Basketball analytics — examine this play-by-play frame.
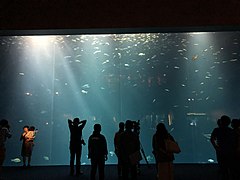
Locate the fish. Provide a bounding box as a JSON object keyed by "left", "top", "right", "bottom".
{"left": 25, "top": 92, "right": 32, "bottom": 96}
{"left": 118, "top": 52, "right": 122, "bottom": 59}
{"left": 93, "top": 50, "right": 101, "bottom": 54}
{"left": 64, "top": 56, "right": 71, "bottom": 59}
{"left": 151, "top": 55, "right": 157, "bottom": 59}
{"left": 81, "top": 90, "right": 88, "bottom": 94}
{"left": 174, "top": 66, "right": 180, "bottom": 69}
{"left": 208, "top": 159, "right": 214, "bottom": 163}
{"left": 210, "top": 66, "right": 215, "bottom": 69}
{"left": 202, "top": 133, "right": 211, "bottom": 140}
{"left": 138, "top": 53, "right": 145, "bottom": 56}
{"left": 43, "top": 156, "right": 49, "bottom": 161}
{"left": 109, "top": 151, "right": 115, "bottom": 157}
{"left": 82, "top": 84, "right": 90, "bottom": 89}
{"left": 11, "top": 158, "right": 21, "bottom": 163}
{"left": 230, "top": 59, "right": 238, "bottom": 62}
{"left": 192, "top": 55, "right": 198, "bottom": 61}
{"left": 102, "top": 60, "right": 109, "bottom": 64}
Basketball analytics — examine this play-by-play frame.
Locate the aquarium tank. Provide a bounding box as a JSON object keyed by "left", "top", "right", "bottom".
{"left": 0, "top": 29, "right": 240, "bottom": 165}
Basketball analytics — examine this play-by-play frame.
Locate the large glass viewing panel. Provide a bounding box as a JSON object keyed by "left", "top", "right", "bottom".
{"left": 0, "top": 30, "right": 240, "bottom": 165}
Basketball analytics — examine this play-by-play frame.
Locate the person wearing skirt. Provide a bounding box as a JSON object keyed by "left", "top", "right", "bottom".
{"left": 152, "top": 123, "right": 175, "bottom": 180}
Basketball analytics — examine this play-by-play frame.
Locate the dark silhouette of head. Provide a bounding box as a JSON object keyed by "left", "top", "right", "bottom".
{"left": 73, "top": 118, "right": 80, "bottom": 126}
{"left": 231, "top": 119, "right": 240, "bottom": 129}
{"left": 23, "top": 125, "right": 29, "bottom": 129}
{"left": 94, "top": 124, "right": 101, "bottom": 133}
{"left": 29, "top": 126, "right": 35, "bottom": 131}
{"left": 125, "top": 120, "right": 133, "bottom": 131}
{"left": 0, "top": 119, "right": 9, "bottom": 127}
{"left": 219, "top": 115, "right": 231, "bottom": 127}
{"left": 119, "top": 122, "right": 125, "bottom": 131}
{"left": 156, "top": 123, "right": 168, "bottom": 135}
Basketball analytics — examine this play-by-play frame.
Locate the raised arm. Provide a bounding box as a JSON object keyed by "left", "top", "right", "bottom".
{"left": 68, "top": 119, "right": 73, "bottom": 128}
{"left": 79, "top": 120, "right": 87, "bottom": 129}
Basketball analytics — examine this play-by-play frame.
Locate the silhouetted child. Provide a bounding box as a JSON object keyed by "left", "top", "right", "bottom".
{"left": 25, "top": 126, "right": 36, "bottom": 141}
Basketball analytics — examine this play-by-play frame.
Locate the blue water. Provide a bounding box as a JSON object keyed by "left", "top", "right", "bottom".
{"left": 0, "top": 31, "right": 240, "bottom": 165}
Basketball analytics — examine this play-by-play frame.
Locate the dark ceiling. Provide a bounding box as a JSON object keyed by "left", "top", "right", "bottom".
{"left": 0, "top": 0, "right": 240, "bottom": 31}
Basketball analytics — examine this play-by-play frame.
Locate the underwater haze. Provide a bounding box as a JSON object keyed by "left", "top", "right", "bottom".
{"left": 1, "top": 31, "right": 240, "bottom": 165}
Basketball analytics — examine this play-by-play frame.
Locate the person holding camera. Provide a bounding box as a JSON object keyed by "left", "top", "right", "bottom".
{"left": 119, "top": 120, "right": 140, "bottom": 180}
{"left": 68, "top": 118, "right": 87, "bottom": 176}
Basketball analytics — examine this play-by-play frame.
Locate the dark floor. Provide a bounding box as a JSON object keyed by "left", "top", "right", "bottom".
{"left": 1, "top": 164, "right": 220, "bottom": 180}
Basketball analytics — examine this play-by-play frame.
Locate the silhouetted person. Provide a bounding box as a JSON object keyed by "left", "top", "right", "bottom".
{"left": 68, "top": 118, "right": 87, "bottom": 176}
{"left": 152, "top": 123, "right": 175, "bottom": 180}
{"left": 88, "top": 124, "right": 108, "bottom": 180}
{"left": 22, "top": 126, "right": 36, "bottom": 167}
{"left": 211, "top": 115, "right": 235, "bottom": 180}
{"left": 114, "top": 122, "right": 124, "bottom": 178}
{"left": 231, "top": 119, "right": 240, "bottom": 180}
{"left": 0, "top": 119, "right": 11, "bottom": 178}
{"left": 119, "top": 120, "right": 140, "bottom": 180}
{"left": 20, "top": 125, "right": 29, "bottom": 167}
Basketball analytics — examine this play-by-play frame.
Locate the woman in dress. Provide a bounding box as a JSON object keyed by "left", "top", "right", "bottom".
{"left": 152, "top": 123, "right": 176, "bottom": 180}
